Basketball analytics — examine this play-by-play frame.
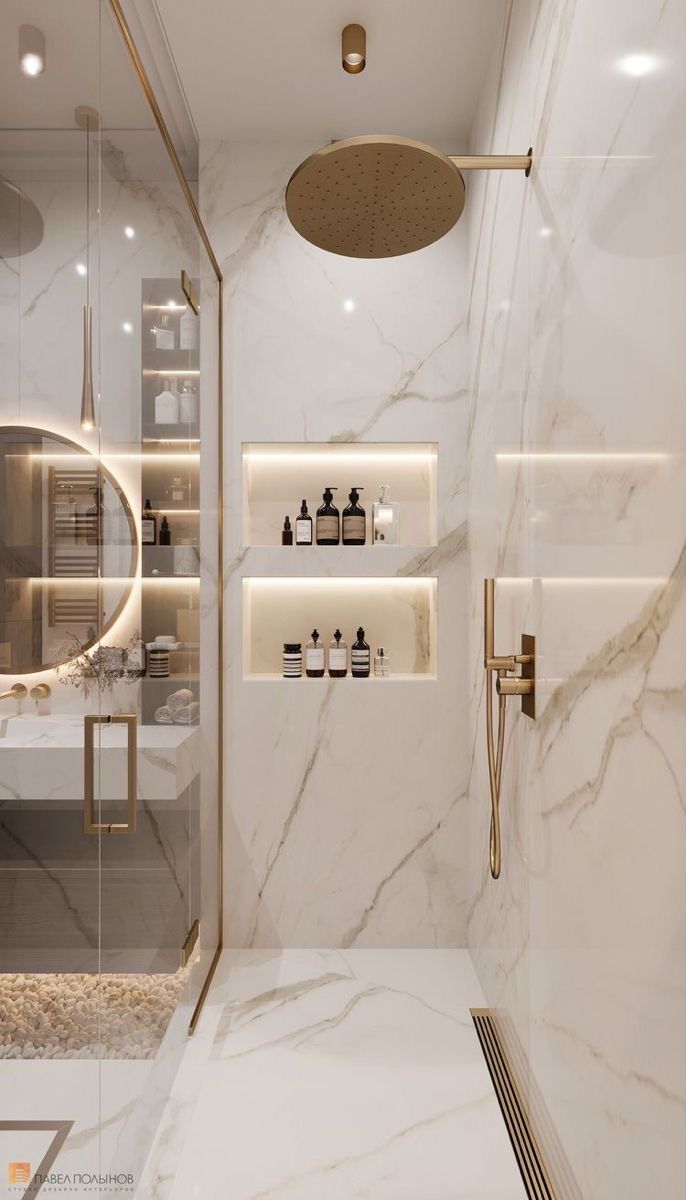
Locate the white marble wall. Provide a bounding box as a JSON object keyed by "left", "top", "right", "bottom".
{"left": 466, "top": 1, "right": 686, "bottom": 1197}
{"left": 201, "top": 142, "right": 469, "bottom": 947}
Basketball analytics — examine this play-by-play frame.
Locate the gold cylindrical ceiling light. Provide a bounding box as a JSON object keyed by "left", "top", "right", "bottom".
{"left": 342, "top": 24, "right": 366, "bottom": 74}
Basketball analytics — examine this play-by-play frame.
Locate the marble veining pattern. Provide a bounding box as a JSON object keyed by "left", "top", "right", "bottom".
{"left": 136, "top": 949, "right": 526, "bottom": 1200}
{"left": 466, "top": 1, "right": 686, "bottom": 1197}
{"left": 201, "top": 142, "right": 470, "bottom": 948}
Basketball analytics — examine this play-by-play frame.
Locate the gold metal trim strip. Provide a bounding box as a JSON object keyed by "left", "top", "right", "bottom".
{"left": 107, "top": 0, "right": 222, "bottom": 282}
{"left": 181, "top": 918, "right": 200, "bottom": 968}
{"left": 471, "top": 1009, "right": 557, "bottom": 1199}
{"left": 107, "top": 0, "right": 225, "bottom": 1035}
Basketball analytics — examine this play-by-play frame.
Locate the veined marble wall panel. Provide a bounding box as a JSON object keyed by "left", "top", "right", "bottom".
{"left": 466, "top": 1, "right": 686, "bottom": 1197}
{"left": 201, "top": 142, "right": 470, "bottom": 947}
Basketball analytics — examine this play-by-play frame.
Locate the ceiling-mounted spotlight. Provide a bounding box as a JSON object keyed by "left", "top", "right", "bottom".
{"left": 19, "top": 24, "right": 46, "bottom": 77}
{"left": 342, "top": 24, "right": 366, "bottom": 74}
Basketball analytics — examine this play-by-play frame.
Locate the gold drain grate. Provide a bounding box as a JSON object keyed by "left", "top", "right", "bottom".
{"left": 285, "top": 134, "right": 465, "bottom": 258}
{"left": 472, "top": 1009, "right": 558, "bottom": 1199}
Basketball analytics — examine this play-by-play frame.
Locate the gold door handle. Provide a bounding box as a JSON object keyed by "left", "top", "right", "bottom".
{"left": 84, "top": 713, "right": 137, "bottom": 833}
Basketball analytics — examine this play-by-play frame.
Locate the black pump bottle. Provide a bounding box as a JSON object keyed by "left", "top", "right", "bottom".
{"left": 342, "top": 487, "right": 366, "bottom": 545}
{"left": 316, "top": 486, "right": 339, "bottom": 545}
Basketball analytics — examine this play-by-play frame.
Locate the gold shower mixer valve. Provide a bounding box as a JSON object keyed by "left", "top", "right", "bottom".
{"left": 483, "top": 579, "right": 536, "bottom": 880}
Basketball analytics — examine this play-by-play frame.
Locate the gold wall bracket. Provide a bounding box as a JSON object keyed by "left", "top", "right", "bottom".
{"left": 181, "top": 268, "right": 199, "bottom": 314}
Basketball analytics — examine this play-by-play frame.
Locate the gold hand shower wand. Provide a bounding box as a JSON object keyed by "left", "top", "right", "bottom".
{"left": 483, "top": 579, "right": 536, "bottom": 879}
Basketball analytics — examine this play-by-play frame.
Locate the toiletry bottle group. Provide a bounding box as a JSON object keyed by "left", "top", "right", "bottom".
{"left": 281, "top": 485, "right": 398, "bottom": 546}
{"left": 281, "top": 628, "right": 383, "bottom": 679}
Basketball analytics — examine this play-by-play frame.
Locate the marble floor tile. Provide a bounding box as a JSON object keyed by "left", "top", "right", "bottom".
{"left": 137, "top": 950, "right": 526, "bottom": 1200}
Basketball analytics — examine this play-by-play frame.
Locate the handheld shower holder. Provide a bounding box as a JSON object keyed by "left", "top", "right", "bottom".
{"left": 483, "top": 579, "right": 536, "bottom": 879}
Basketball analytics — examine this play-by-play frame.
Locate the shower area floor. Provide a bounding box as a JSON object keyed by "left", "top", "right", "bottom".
{"left": 137, "top": 949, "right": 526, "bottom": 1199}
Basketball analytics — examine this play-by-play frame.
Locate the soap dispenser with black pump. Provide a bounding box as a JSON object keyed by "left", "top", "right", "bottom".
{"left": 316, "top": 487, "right": 339, "bottom": 545}
{"left": 306, "top": 629, "right": 325, "bottom": 678}
{"left": 342, "top": 487, "right": 366, "bottom": 545}
{"left": 328, "top": 629, "right": 348, "bottom": 677}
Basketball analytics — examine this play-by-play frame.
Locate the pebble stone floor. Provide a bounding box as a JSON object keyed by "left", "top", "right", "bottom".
{"left": 0, "top": 971, "right": 185, "bottom": 1059}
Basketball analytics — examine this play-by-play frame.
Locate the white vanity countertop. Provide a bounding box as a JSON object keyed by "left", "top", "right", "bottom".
{"left": 0, "top": 714, "right": 202, "bottom": 804}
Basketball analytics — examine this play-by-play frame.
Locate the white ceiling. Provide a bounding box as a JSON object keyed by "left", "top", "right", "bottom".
{"left": 154, "top": 0, "right": 507, "bottom": 150}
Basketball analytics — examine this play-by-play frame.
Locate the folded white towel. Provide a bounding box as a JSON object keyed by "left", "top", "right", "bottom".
{"left": 167, "top": 688, "right": 194, "bottom": 712}
{"left": 154, "top": 705, "right": 173, "bottom": 724}
{"left": 174, "top": 701, "right": 200, "bottom": 725}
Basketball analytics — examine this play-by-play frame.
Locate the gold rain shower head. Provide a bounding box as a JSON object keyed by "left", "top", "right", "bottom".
{"left": 285, "top": 135, "right": 532, "bottom": 259}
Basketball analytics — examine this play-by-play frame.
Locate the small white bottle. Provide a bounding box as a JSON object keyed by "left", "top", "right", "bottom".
{"left": 179, "top": 304, "right": 198, "bottom": 351}
{"left": 155, "top": 313, "right": 175, "bottom": 351}
{"left": 155, "top": 378, "right": 179, "bottom": 424}
{"left": 372, "top": 485, "right": 399, "bottom": 545}
{"left": 178, "top": 379, "right": 198, "bottom": 424}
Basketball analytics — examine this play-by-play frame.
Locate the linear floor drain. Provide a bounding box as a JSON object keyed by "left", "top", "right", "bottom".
{"left": 472, "top": 1008, "right": 557, "bottom": 1200}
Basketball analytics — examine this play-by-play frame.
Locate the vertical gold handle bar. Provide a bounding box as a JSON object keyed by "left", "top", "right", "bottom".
{"left": 84, "top": 713, "right": 137, "bottom": 833}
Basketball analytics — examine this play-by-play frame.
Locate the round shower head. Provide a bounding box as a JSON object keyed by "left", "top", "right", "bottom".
{"left": 285, "top": 135, "right": 465, "bottom": 259}
{"left": 0, "top": 177, "right": 44, "bottom": 258}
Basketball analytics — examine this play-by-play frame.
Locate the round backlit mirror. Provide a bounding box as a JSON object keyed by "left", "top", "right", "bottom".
{"left": 0, "top": 426, "right": 138, "bottom": 674}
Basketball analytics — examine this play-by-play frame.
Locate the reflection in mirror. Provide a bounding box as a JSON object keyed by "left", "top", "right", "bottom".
{"left": 0, "top": 426, "right": 137, "bottom": 674}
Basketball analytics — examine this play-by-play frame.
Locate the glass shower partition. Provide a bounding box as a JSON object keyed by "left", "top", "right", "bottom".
{"left": 0, "top": 2, "right": 221, "bottom": 1194}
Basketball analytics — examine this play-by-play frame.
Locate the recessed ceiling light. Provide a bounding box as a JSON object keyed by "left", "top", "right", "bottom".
{"left": 76, "top": 262, "right": 87, "bottom": 276}
{"left": 19, "top": 25, "right": 45, "bottom": 77}
{"left": 124, "top": 225, "right": 135, "bottom": 239}
{"left": 538, "top": 226, "right": 553, "bottom": 240}
{"left": 343, "top": 298, "right": 356, "bottom": 313}
{"left": 122, "top": 321, "right": 134, "bottom": 334}
{"left": 617, "top": 52, "right": 660, "bottom": 78}
{"left": 342, "top": 24, "right": 366, "bottom": 74}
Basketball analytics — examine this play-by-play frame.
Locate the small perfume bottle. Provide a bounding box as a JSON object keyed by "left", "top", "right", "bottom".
{"left": 159, "top": 515, "right": 171, "bottom": 545}
{"left": 306, "top": 629, "right": 325, "bottom": 677}
{"left": 328, "top": 629, "right": 348, "bottom": 677}
{"left": 374, "top": 647, "right": 390, "bottom": 677}
{"left": 351, "top": 627, "right": 370, "bottom": 677}
{"left": 372, "top": 485, "right": 399, "bottom": 545}
{"left": 342, "top": 487, "right": 366, "bottom": 545}
{"left": 282, "top": 516, "right": 293, "bottom": 545}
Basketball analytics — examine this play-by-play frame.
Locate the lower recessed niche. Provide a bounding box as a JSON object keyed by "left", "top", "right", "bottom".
{"left": 243, "top": 577, "right": 436, "bottom": 679}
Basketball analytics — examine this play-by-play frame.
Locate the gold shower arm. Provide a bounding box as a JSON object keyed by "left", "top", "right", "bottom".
{"left": 450, "top": 151, "right": 533, "bottom": 175}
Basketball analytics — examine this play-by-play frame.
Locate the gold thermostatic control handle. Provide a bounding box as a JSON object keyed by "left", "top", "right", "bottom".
{"left": 496, "top": 675, "right": 534, "bottom": 697}
{"left": 84, "top": 713, "right": 137, "bottom": 833}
